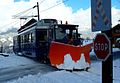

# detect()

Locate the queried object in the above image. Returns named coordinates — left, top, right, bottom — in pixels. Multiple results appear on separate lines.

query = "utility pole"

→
left=37, top=2, right=40, bottom=21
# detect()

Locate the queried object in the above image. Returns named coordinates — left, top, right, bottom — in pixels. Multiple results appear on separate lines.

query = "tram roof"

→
left=52, top=24, right=79, bottom=30
left=18, top=18, right=37, bottom=32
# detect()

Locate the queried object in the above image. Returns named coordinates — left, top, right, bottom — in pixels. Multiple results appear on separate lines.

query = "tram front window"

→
left=55, top=28, right=77, bottom=40
left=55, top=28, right=66, bottom=40
left=39, top=30, right=47, bottom=41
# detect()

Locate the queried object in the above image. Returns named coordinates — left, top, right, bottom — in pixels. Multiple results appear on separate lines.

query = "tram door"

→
left=36, top=29, right=49, bottom=58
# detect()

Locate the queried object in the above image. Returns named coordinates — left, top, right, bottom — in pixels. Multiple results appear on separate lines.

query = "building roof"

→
left=112, top=24, right=120, bottom=37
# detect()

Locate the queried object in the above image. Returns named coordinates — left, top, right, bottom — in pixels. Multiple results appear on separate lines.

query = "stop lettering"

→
left=94, top=43, right=108, bottom=51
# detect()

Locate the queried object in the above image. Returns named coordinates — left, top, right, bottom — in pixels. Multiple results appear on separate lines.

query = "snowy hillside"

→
left=0, top=28, right=17, bottom=53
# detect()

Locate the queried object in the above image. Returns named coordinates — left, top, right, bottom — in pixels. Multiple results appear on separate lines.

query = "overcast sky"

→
left=0, top=0, right=120, bottom=38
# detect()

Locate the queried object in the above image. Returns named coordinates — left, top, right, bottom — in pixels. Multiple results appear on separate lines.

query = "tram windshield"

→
left=55, top=25, right=78, bottom=40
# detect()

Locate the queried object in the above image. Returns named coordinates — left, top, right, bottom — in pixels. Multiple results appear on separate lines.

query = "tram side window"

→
left=20, top=36, right=22, bottom=43
left=22, top=35, right=24, bottom=43
left=29, top=33, right=31, bottom=42
left=15, top=37, right=18, bottom=45
left=31, top=32, right=35, bottom=42
left=21, top=35, right=24, bottom=43
left=23, top=34, right=30, bottom=43
left=27, top=34, right=29, bottom=42
left=24, top=35, right=27, bottom=43
left=23, top=35, right=25, bottom=43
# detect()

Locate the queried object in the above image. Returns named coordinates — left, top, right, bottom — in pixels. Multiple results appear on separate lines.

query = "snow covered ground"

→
left=0, top=53, right=37, bottom=69
left=0, top=48, right=120, bottom=83
left=7, top=59, right=120, bottom=83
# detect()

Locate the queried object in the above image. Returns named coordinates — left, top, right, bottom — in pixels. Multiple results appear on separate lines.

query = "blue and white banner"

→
left=91, top=0, right=111, bottom=32
left=14, top=0, right=30, bottom=2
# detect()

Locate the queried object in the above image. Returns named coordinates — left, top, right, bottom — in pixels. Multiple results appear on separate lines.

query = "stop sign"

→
left=94, top=33, right=111, bottom=61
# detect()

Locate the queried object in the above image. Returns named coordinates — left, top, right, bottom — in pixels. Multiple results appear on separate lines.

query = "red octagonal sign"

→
left=94, top=33, right=111, bottom=61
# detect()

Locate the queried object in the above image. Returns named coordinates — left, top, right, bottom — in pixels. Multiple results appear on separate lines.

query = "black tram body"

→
left=13, top=19, right=81, bottom=61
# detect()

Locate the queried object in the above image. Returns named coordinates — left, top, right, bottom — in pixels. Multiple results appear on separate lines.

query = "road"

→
left=0, top=62, right=57, bottom=83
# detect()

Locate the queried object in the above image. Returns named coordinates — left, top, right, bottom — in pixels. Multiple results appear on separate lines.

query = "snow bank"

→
left=7, top=58, right=120, bottom=83
left=7, top=71, right=95, bottom=83
left=1, top=52, right=119, bottom=83
left=57, top=53, right=90, bottom=70
left=7, top=73, right=41, bottom=83
left=0, top=47, right=119, bottom=83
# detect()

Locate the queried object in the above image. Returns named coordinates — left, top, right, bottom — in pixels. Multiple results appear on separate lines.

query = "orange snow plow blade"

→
left=49, top=41, right=93, bottom=70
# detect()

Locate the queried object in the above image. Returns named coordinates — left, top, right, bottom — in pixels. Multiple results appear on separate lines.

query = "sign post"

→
left=91, top=0, right=113, bottom=83
left=101, top=30, right=113, bottom=83
left=94, top=32, right=112, bottom=83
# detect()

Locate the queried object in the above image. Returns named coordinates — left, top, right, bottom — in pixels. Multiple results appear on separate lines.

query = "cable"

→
left=13, top=6, right=36, bottom=19
left=39, top=0, right=46, bottom=4
left=13, top=0, right=46, bottom=18
left=10, top=0, right=68, bottom=27
left=40, top=0, right=69, bottom=13
left=0, top=20, right=19, bottom=29
left=13, top=0, right=46, bottom=19
left=0, top=1, right=45, bottom=31
left=19, top=9, right=36, bottom=19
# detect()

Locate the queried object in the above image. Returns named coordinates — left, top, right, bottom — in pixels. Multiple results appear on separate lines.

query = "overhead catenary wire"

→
left=13, top=0, right=46, bottom=19
left=40, top=0, right=69, bottom=13
left=0, top=20, right=20, bottom=29
left=3, top=0, right=68, bottom=28
left=39, top=0, right=46, bottom=4
left=13, top=6, right=36, bottom=19
left=13, top=0, right=69, bottom=19
left=4, top=1, right=45, bottom=28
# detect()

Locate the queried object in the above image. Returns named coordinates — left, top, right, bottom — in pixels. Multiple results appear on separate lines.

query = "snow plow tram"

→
left=13, top=19, right=92, bottom=70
